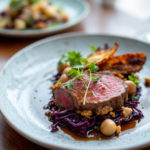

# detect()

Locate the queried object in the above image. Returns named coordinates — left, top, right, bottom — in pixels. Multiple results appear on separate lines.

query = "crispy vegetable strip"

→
left=99, top=53, right=147, bottom=74
left=86, top=43, right=119, bottom=67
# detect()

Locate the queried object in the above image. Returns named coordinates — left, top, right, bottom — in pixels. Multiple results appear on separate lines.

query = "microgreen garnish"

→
left=66, top=51, right=88, bottom=67
left=90, top=44, right=97, bottom=53
left=128, top=73, right=139, bottom=86
left=129, top=95, right=136, bottom=101
left=91, top=75, right=101, bottom=82
left=66, top=82, right=73, bottom=90
left=83, top=63, right=99, bottom=105
left=67, top=68, right=84, bottom=90
left=89, top=62, right=99, bottom=73
left=68, top=69, right=82, bottom=78
left=58, top=51, right=88, bottom=68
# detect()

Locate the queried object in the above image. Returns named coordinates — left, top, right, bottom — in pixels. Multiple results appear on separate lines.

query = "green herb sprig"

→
left=128, top=73, right=139, bottom=86
left=90, top=44, right=97, bottom=53
left=58, top=51, right=88, bottom=68
left=83, top=62, right=99, bottom=105
left=66, top=82, right=73, bottom=90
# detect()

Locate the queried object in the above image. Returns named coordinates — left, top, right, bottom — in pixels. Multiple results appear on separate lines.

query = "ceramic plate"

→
left=0, top=33, right=150, bottom=150
left=0, top=0, right=89, bottom=38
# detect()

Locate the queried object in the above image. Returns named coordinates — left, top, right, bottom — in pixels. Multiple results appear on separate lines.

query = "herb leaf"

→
left=129, top=95, right=136, bottom=101
left=90, top=44, right=96, bottom=53
left=128, top=73, right=139, bottom=86
left=58, top=54, right=67, bottom=66
left=68, top=69, right=78, bottom=78
left=66, top=82, right=73, bottom=90
left=89, top=62, right=99, bottom=73
left=68, top=68, right=83, bottom=80
left=66, top=51, right=88, bottom=67
left=58, top=51, right=88, bottom=68
left=80, top=58, right=88, bottom=64
left=91, top=75, right=101, bottom=82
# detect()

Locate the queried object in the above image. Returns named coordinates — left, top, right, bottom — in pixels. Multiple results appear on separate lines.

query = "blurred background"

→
left=0, top=0, right=150, bottom=150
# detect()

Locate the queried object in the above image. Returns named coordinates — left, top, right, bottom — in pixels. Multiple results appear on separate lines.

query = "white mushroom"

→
left=125, top=80, right=136, bottom=95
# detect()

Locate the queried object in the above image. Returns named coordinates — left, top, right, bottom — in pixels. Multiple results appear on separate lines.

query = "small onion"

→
left=100, top=119, right=117, bottom=136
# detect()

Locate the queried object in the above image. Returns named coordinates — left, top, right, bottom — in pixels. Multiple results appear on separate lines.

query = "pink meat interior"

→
left=55, top=74, right=125, bottom=107
left=71, top=74, right=125, bottom=103
left=55, top=88, right=74, bottom=108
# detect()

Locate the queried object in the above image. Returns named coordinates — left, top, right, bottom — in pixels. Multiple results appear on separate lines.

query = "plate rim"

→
left=0, top=32, right=150, bottom=150
left=0, top=0, right=90, bottom=37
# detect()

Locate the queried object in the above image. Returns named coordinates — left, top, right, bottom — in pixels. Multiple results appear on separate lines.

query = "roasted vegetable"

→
left=86, top=43, right=119, bottom=67
left=99, top=53, right=147, bottom=74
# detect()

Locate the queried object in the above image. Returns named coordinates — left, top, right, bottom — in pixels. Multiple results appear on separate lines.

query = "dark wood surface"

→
left=0, top=0, right=150, bottom=150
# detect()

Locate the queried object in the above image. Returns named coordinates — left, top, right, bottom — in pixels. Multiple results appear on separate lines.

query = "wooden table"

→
left=0, top=0, right=150, bottom=150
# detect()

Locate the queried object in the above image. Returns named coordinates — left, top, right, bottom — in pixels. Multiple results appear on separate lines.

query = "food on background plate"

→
left=0, top=0, right=68, bottom=30
left=145, top=77, right=150, bottom=87
left=45, top=43, right=146, bottom=139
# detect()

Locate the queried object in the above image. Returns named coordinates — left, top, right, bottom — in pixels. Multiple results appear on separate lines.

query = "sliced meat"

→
left=54, top=71, right=128, bottom=115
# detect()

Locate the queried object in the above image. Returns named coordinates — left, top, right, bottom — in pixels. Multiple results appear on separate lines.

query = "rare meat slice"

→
left=54, top=71, right=128, bottom=115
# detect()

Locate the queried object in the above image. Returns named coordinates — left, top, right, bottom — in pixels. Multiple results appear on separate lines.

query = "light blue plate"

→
left=0, top=33, right=150, bottom=150
left=0, top=0, right=89, bottom=37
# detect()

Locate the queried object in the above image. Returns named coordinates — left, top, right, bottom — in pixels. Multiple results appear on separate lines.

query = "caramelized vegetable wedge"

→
left=86, top=43, right=119, bottom=67
left=99, top=53, right=147, bottom=74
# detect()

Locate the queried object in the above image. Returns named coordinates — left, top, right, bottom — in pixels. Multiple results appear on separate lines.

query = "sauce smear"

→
left=61, top=127, right=100, bottom=141
left=61, top=119, right=140, bottom=141
left=121, top=120, right=139, bottom=131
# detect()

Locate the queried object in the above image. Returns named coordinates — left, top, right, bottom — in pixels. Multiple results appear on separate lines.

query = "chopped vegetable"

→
left=0, top=0, right=69, bottom=30
left=10, top=0, right=27, bottom=10
left=26, top=18, right=34, bottom=26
